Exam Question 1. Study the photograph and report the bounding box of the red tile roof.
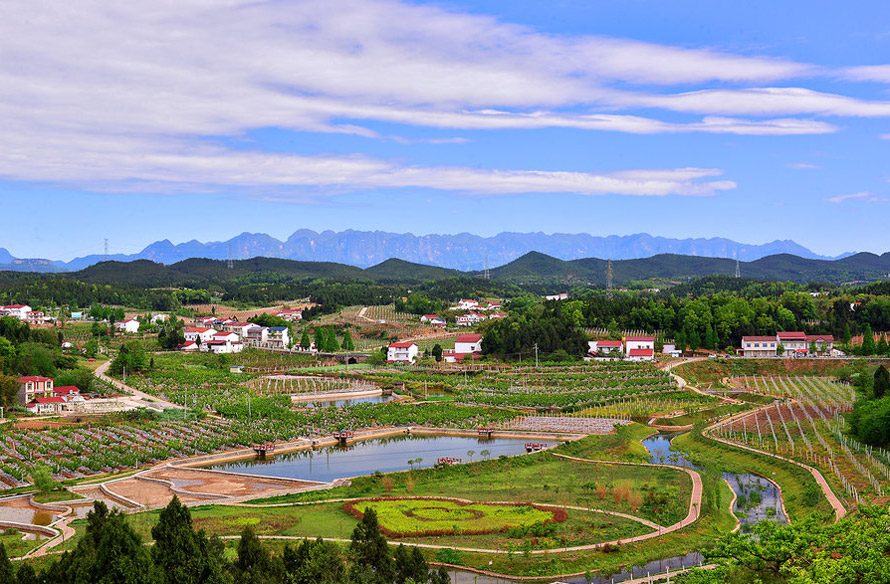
[625,336,655,342]
[742,336,777,342]
[806,335,834,342]
[628,348,654,357]
[53,386,80,395]
[597,340,623,347]
[18,376,53,383]
[777,331,806,339]
[32,397,65,403]
[185,327,213,333]
[456,334,483,343]
[389,342,416,348]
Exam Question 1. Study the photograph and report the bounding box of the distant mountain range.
[0,230,856,273]
[5,250,887,288]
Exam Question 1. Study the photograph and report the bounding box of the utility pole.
[534,343,539,368]
[606,259,613,299]
[227,243,234,269]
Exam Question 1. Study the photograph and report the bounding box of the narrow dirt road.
[94,361,183,410]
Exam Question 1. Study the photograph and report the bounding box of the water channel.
[205,434,559,483]
[294,393,396,407]
[447,431,786,584]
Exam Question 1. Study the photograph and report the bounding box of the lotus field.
[716,376,890,505]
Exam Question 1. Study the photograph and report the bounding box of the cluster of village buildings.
[587,336,658,362]
[419,299,507,328]
[16,376,85,414]
[387,333,483,364]
[740,332,836,358]
[182,314,305,354]
[0,304,53,325]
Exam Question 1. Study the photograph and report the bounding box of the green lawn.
[0,530,46,559]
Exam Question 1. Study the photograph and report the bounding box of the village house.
[17,376,54,406]
[544,293,568,301]
[443,351,481,363]
[217,321,255,337]
[588,340,623,356]
[25,397,65,415]
[456,312,485,327]
[454,334,483,354]
[194,316,216,327]
[488,312,508,320]
[267,326,290,347]
[115,318,140,334]
[184,327,217,344]
[623,336,655,362]
[387,342,418,363]
[420,314,446,327]
[245,326,268,344]
[741,336,778,358]
[151,313,169,324]
[273,308,303,322]
[455,299,480,310]
[777,331,809,356]
[1,305,31,320]
[204,331,244,354]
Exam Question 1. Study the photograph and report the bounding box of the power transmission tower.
[227,243,234,269]
[606,259,613,299]
[735,253,741,278]
[484,255,490,280]
[103,238,109,262]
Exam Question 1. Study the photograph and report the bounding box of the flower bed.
[343,497,566,538]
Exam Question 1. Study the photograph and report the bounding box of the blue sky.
[2,0,890,260]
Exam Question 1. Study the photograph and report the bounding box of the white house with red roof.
[194,316,216,327]
[624,336,655,352]
[456,312,485,327]
[17,376,54,406]
[1,305,31,320]
[544,293,568,301]
[25,397,66,415]
[218,321,255,336]
[443,351,481,364]
[387,342,418,363]
[420,315,446,327]
[273,309,303,322]
[588,340,623,356]
[626,348,655,362]
[455,299,480,310]
[115,318,140,334]
[184,327,217,344]
[777,331,808,356]
[740,332,834,358]
[807,334,834,355]
[205,331,243,354]
[454,334,483,354]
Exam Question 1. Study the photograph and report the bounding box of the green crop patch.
[343,498,565,537]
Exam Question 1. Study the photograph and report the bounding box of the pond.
[204,434,559,483]
[294,393,396,407]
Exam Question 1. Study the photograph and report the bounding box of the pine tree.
[342,329,355,351]
[843,323,852,345]
[349,508,394,584]
[862,324,876,355]
[313,328,325,353]
[874,366,890,400]
[234,526,281,584]
[876,334,889,356]
[300,329,311,350]
[432,343,443,362]
[327,328,340,352]
[0,543,14,584]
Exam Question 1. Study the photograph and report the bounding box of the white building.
[456,312,485,327]
[454,334,483,354]
[420,315,446,327]
[455,299,480,310]
[115,319,140,334]
[544,293,568,301]
[624,336,655,352]
[205,332,243,354]
[1,305,31,320]
[151,314,169,324]
[273,309,303,322]
[626,348,655,362]
[387,342,418,363]
[588,340,623,355]
[17,376,54,406]
[777,331,808,356]
[245,326,268,344]
[184,327,217,344]
[268,326,290,347]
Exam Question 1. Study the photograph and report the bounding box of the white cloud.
[614,87,890,117]
[787,162,821,169]
[843,65,890,82]
[824,191,889,203]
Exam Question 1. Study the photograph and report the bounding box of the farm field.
[714,375,887,507]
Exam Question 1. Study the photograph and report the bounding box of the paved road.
[94,361,183,410]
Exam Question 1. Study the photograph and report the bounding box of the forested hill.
[485,251,890,285]
[1,250,890,288]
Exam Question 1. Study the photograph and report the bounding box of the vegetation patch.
[343,497,565,537]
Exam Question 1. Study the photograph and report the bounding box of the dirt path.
[662,358,743,404]
[94,361,183,410]
[703,407,846,522]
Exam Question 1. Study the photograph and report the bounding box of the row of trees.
[846,364,890,447]
[0,497,450,584]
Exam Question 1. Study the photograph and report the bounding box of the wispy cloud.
[787,162,821,169]
[0,0,878,197]
[824,191,889,203]
[843,65,890,82]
